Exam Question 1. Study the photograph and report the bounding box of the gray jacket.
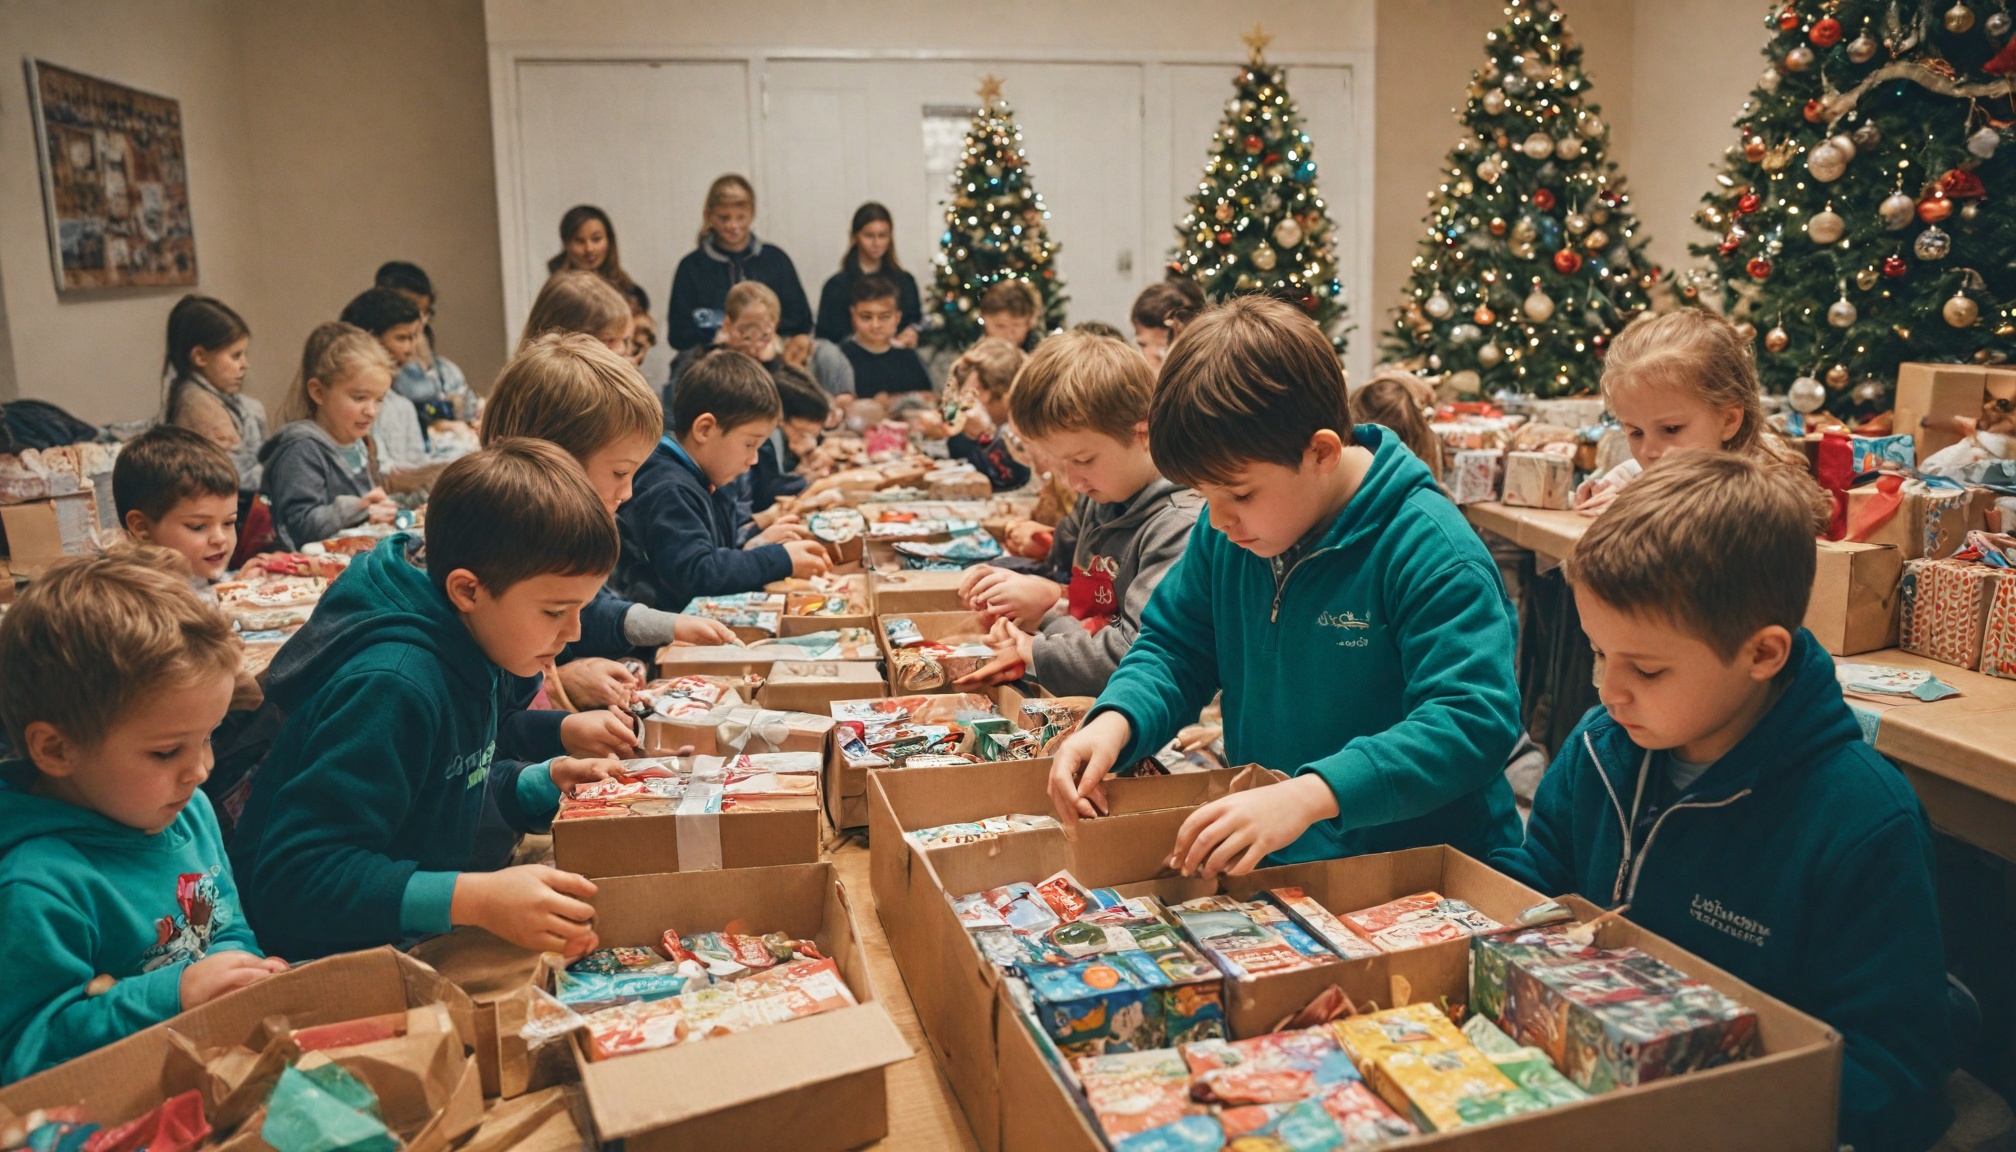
[258,420,378,550]
[1031,477,1202,697]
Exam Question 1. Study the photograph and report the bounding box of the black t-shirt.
[839,338,933,398]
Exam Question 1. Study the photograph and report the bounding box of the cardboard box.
[654,636,878,681]
[1845,479,1978,560]
[1805,540,1903,656]
[1900,557,2005,670]
[766,573,875,637]
[877,609,999,691]
[562,864,911,1150]
[0,491,98,576]
[824,684,1051,830]
[0,949,483,1150]
[1894,363,1988,461]
[643,704,835,757]
[409,927,565,1099]
[872,567,971,614]
[550,770,821,879]
[758,659,888,713]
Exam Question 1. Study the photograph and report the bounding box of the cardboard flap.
[581,1001,910,1138]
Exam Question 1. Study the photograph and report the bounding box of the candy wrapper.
[1074,1048,1206,1143]
[1851,433,1916,473]
[903,813,1060,849]
[1461,1016,1588,1108]
[1341,892,1500,953]
[1448,449,1503,506]
[806,508,866,545]
[580,956,854,1060]
[1501,451,1573,510]
[1180,1026,1363,1104]
[1266,888,1383,961]
[1169,895,1340,980]
[892,531,1003,566]
[1332,1005,1526,1132]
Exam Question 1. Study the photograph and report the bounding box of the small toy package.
[1341,891,1501,953]
[1169,895,1340,980]
[1266,887,1384,961]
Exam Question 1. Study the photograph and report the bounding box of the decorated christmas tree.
[925,75,1067,349]
[1691,0,2016,417]
[1382,0,1660,398]
[1171,26,1348,349]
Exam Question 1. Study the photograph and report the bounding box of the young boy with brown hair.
[839,276,932,398]
[0,551,287,1082]
[979,278,1043,352]
[1490,452,1951,1151]
[230,440,626,960]
[1050,296,1522,873]
[113,424,242,583]
[958,329,1199,696]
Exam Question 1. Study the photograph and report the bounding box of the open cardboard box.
[0,491,100,577]
[823,683,1052,831]
[550,761,821,878]
[876,609,1000,691]
[561,863,911,1150]
[759,659,887,713]
[408,928,564,1099]
[0,949,483,1150]
[655,640,875,681]
[767,572,876,637]
[870,566,971,614]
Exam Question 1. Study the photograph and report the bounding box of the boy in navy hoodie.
[1490,452,1951,1152]
[0,551,286,1081]
[1050,296,1522,873]
[231,441,624,960]
[614,349,828,610]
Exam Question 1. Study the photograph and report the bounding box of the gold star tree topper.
[1242,23,1274,64]
[977,74,1004,105]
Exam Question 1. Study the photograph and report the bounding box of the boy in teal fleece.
[1051,296,1522,873]
[231,440,623,961]
[0,551,287,1082]
[1490,453,1952,1152]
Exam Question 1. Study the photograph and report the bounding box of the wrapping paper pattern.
[1980,573,2016,680]
[1900,557,2004,671]
[1449,449,1503,506]
[1501,452,1573,510]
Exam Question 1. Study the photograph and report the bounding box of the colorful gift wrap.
[1976,569,2016,680]
[1024,951,1226,1057]
[1900,557,2006,670]
[1170,895,1341,980]
[1449,449,1503,506]
[1374,1044,1525,1131]
[1267,887,1383,961]
[1333,1004,1468,1072]
[1214,1099,1348,1150]
[1342,892,1501,953]
[1462,1017,1588,1107]
[1317,1080,1418,1145]
[1851,433,1916,473]
[1181,1027,1362,1105]
[1501,451,1574,510]
[1074,1048,1205,1142]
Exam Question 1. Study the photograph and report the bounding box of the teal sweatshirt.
[229,534,563,961]
[1491,630,1952,1152]
[1093,425,1522,862]
[0,775,259,1083]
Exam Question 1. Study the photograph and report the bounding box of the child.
[668,281,854,404]
[1490,452,1951,1151]
[1573,308,1770,515]
[340,288,433,474]
[978,279,1044,353]
[748,366,828,516]
[162,295,265,503]
[942,336,1031,491]
[546,204,650,315]
[1050,296,1522,872]
[614,350,829,610]
[839,276,932,398]
[816,202,921,347]
[1349,371,1443,484]
[113,425,240,584]
[0,551,287,1081]
[957,330,1200,696]
[520,271,632,354]
[666,175,813,351]
[230,441,625,960]
[259,323,401,550]
[377,261,475,423]
[1130,278,1205,373]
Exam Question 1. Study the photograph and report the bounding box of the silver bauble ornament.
[1846,34,1878,62]
[1828,297,1858,328]
[1785,46,1816,71]
[1424,291,1454,320]
[1450,322,1483,344]
[1503,73,1530,96]
[1944,292,1980,328]
[1968,127,2001,159]
[1482,89,1507,115]
[1523,132,1555,159]
[1759,66,1783,93]
[1988,10,2013,36]
[1765,326,1791,353]
[1251,243,1277,272]
[1807,141,1848,182]
[1789,377,1827,413]
[1565,212,1590,235]
[1555,135,1584,160]
[1273,217,1304,248]
[1945,2,1976,33]
[1808,210,1846,244]
[1828,133,1857,163]
[1851,122,1882,149]
[1879,192,1917,230]
[1477,155,1505,184]
[1477,342,1505,368]
[1914,226,1951,260]
[1523,289,1556,322]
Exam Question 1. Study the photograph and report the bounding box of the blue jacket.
[1491,630,1952,1152]
[1093,425,1522,862]
[665,234,813,351]
[614,436,792,610]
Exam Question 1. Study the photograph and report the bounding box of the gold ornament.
[1478,342,1505,368]
[1808,210,1846,244]
[1241,23,1274,63]
[1826,364,1850,388]
[1944,292,1980,328]
[977,74,1005,104]
[1765,326,1790,353]
[1856,267,1880,290]
[1945,2,1976,33]
[1251,243,1278,271]
[1214,202,1234,223]
[1273,217,1304,248]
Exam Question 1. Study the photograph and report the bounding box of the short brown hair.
[1010,329,1153,444]
[426,438,618,594]
[113,424,239,523]
[1130,278,1205,333]
[948,336,1027,402]
[1150,295,1350,487]
[724,280,781,323]
[1602,309,1764,454]
[979,279,1039,318]
[482,333,663,462]
[1568,452,1829,659]
[519,271,632,351]
[669,349,781,437]
[0,547,240,752]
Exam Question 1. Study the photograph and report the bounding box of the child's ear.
[1744,625,1794,681]
[23,721,78,779]
[1132,420,1151,448]
[306,377,327,408]
[442,568,486,614]
[1718,404,1746,446]
[123,509,154,539]
[1305,429,1346,473]
[691,412,719,441]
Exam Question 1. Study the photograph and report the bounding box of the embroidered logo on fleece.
[1316,609,1373,647]
[445,742,494,789]
[141,870,227,971]
[1690,894,1772,947]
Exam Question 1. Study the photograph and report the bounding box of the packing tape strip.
[675,782,724,872]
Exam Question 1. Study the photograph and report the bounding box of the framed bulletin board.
[25,59,197,292]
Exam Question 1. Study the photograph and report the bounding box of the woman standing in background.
[549,204,650,315]
[664,175,813,352]
[816,202,920,348]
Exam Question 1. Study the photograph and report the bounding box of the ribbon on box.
[712,705,794,754]
[674,780,723,872]
[1817,432,1855,540]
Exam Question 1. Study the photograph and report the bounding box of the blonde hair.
[1351,370,1442,482]
[725,280,781,324]
[519,271,632,351]
[700,174,756,243]
[280,321,395,423]
[949,336,1027,402]
[1601,310,1764,454]
[482,333,664,463]
[0,546,240,751]
[1009,329,1153,445]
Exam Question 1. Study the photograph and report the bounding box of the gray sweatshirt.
[1030,477,1202,697]
[258,420,379,550]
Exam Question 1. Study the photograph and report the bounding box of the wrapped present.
[1851,433,1916,473]
[1341,892,1500,953]
[1900,557,2006,670]
[1267,888,1383,961]
[1169,895,1341,980]
[927,466,993,501]
[1333,1005,1521,1132]
[1501,451,1573,510]
[1461,1016,1588,1107]
[1448,449,1503,506]
[1847,478,1977,560]
[1984,575,2016,680]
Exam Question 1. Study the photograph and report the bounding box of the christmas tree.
[1382,0,1660,398]
[1171,26,1348,349]
[925,75,1068,349]
[1691,1,2016,417]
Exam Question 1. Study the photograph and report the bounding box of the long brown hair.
[519,271,633,351]
[547,205,641,304]
[841,201,905,276]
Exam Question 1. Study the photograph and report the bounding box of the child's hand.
[912,411,950,439]
[550,756,621,791]
[784,539,830,578]
[561,707,640,758]
[180,950,283,1010]
[748,520,809,548]
[452,866,600,956]
[367,501,400,525]
[1048,711,1134,829]
[1168,774,1340,879]
[674,615,739,645]
[556,658,643,709]
[1572,478,1619,517]
[360,487,390,505]
[965,570,1061,630]
[954,618,1034,687]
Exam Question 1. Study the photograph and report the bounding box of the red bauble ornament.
[1737,192,1762,214]
[1810,16,1843,45]
[1718,233,1742,256]
[1937,168,1987,200]
[1215,229,1234,245]
[1300,294,1318,312]
[1599,189,1622,206]
[1883,255,1908,278]
[1533,188,1557,211]
[1243,134,1263,153]
[1553,249,1584,274]
[1777,7,1801,30]
[1918,191,1953,223]
[1747,257,1774,281]
[1743,137,1768,162]
[1803,99,1826,122]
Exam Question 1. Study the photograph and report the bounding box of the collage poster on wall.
[25,59,197,292]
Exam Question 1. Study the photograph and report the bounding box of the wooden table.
[1461,502,2016,862]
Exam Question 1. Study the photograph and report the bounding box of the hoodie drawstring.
[1584,731,1754,906]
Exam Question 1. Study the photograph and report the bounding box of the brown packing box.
[643,704,835,756]
[1806,539,1904,656]
[767,572,876,637]
[1845,481,1983,561]
[0,491,99,576]
[876,609,1002,691]
[408,928,567,1099]
[823,683,1050,830]
[549,763,821,878]
[0,949,483,1150]
[461,1085,590,1152]
[1894,363,1991,460]
[563,863,911,1150]
[654,643,801,680]
[758,659,888,713]
[871,566,971,614]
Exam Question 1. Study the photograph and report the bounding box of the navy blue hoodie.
[613,436,791,610]
[1491,630,1952,1152]
[665,234,814,351]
